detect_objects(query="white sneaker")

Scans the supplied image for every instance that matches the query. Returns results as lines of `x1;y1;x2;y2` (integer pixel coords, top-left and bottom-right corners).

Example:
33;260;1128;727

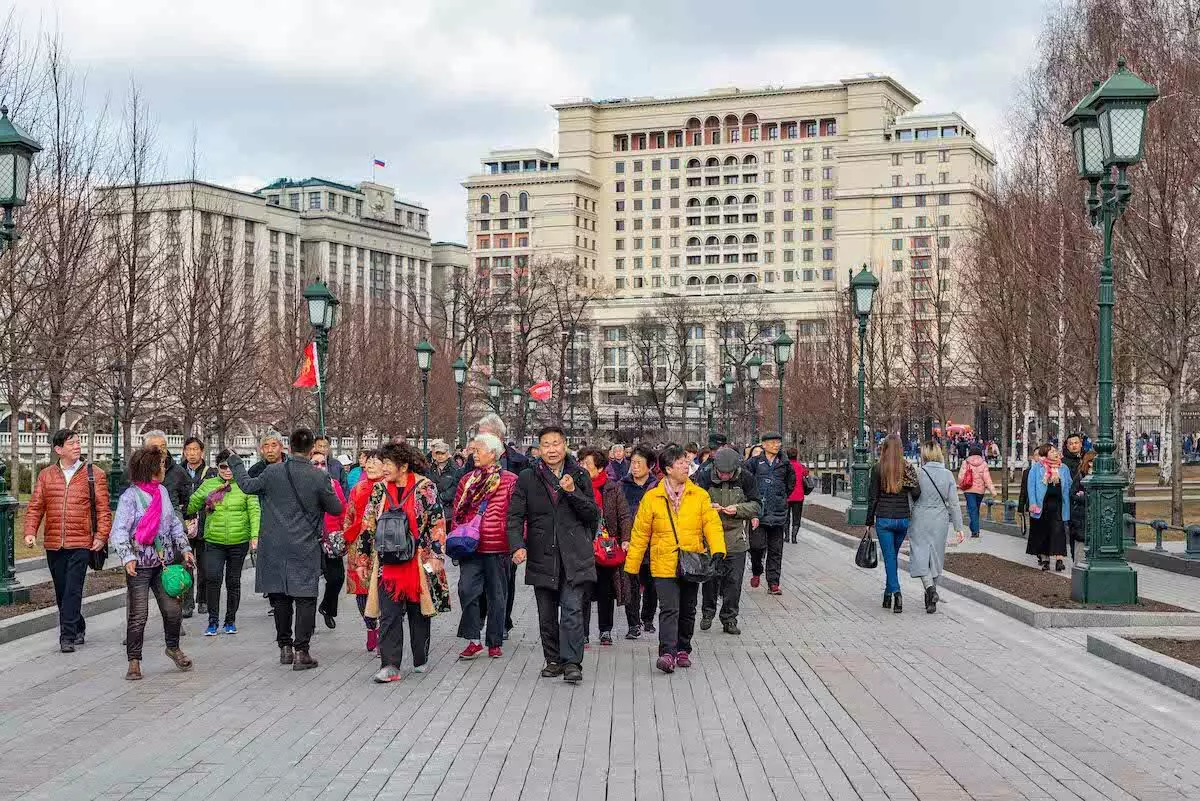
373;665;403;683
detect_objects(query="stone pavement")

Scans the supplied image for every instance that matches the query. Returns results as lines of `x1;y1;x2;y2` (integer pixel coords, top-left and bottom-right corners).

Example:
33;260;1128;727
3;530;1200;801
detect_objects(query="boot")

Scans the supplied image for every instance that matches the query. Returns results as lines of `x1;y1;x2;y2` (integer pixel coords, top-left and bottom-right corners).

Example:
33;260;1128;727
924;586;937;614
125;659;142;681
882;592;893;609
722;620;741;635
279;645;295;665
293;649;318;670
164;647;193;672
893;592;903;614
700;614;713;631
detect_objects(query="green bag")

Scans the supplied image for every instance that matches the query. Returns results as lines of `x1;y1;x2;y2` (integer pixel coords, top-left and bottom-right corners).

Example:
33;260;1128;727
160;564;193;599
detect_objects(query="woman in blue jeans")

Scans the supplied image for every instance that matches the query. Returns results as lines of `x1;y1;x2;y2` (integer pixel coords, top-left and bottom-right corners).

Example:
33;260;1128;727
865;435;921;613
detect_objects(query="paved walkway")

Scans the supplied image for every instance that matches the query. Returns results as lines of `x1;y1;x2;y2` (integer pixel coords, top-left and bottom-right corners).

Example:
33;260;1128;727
3;529;1200;801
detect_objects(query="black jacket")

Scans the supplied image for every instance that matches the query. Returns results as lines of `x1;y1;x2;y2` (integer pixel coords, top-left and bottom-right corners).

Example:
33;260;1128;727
160;454;192;518
456;445;529;490
428;461;459;507
744;452;796;526
506;458;600;590
249;453;287;478
181;462;218;537
865;463;921;526
1017;465;1033;514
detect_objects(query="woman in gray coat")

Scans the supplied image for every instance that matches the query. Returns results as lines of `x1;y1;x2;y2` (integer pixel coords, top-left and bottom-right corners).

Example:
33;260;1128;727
908;441;964;614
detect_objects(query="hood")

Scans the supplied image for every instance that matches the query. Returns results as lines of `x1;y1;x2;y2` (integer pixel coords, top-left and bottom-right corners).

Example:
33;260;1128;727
621;471;659;490
965;454;987;467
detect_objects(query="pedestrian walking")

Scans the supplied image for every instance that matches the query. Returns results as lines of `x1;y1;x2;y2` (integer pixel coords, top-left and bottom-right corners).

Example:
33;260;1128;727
187;450;259;636
343;450;384;651
626;444;726;674
606;443;630;482
956;445;995;538
226;429;343;670
23;429;112;653
695;447;759;635
1068;451;1094;562
745;432;795;595
909;441;963;614
452;433;519;661
577;446;633;647
785;446;810;544
620;444;660;639
428;440;459;507
311;450;348;630
1025;443;1072;572
866;434;921;613
143;431;195;614
111;446;196;680
179;436;216;617
506;426;600;685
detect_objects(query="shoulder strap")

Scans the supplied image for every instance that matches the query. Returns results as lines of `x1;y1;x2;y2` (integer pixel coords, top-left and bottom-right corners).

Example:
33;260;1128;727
922;465;950;510
86;464;97;536
284;462;318;526
662;496;681;547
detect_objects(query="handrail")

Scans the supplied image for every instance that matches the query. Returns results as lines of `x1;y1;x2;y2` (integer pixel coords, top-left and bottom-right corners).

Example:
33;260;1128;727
1123;513;1200;558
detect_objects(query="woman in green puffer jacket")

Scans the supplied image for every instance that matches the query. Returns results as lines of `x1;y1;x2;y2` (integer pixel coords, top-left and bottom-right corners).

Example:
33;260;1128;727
187;449;260;636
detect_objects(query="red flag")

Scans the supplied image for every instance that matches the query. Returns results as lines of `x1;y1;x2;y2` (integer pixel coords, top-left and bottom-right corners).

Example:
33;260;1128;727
294;341;320;388
528;380;552;402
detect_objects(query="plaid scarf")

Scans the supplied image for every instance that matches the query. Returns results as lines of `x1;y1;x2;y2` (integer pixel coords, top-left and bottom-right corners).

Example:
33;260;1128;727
1041;454;1063;485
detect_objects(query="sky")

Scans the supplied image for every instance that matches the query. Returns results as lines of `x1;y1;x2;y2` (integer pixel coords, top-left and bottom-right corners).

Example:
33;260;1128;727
13;0;1051;242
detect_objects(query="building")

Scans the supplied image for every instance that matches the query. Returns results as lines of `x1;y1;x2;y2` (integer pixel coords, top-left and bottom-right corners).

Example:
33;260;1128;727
463;76;997;436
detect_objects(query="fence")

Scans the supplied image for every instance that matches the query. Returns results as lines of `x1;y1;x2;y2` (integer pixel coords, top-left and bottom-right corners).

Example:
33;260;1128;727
1124;514;1200;559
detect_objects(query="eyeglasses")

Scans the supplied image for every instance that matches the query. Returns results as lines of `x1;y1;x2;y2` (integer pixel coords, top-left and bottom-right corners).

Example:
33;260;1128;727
217;463;230;470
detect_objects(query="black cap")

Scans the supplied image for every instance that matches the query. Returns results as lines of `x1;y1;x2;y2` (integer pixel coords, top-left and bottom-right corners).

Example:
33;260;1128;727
761;431;782;442
707;432;728;449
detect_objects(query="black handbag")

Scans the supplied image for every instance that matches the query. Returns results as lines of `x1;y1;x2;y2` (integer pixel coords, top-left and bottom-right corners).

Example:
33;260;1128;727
374;485;418;565
664;497;714;583
855;531;879;569
802;471;816;495
86;465;107;571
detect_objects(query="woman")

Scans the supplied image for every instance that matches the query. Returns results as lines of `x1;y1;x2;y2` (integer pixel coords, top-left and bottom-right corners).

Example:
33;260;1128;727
311;449;348;629
346;449;368;491
626;444;726;674
1069;451;1095;562
621;444;660;639
909;441;964;614
452;433;518;661
111;446;196;680
187;449;260;636
785;446;810;544
366;443;447;683
956;445;996;538
1026;443;1073;572
578;446;633;646
866;434;921;613
343;450;384;651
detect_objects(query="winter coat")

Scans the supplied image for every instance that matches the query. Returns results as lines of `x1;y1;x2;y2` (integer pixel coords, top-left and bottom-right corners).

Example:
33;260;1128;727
1027;462;1072;522
908;462;963;580
451;469;519;554
505;458;601;589
159;455;192;518
787;460;810;502
227;453;343;596
957;455;996;496
325;480;347;533
181;463;217;538
248;453;287;478
186;479;261;546
619;472;659;517
694;466;760;553
744;453;796;526
110;484;192;569
428;461;460;507
458;445;529;484
1017;465;1033;514
625;480;727;579
599;480;633;543
865;463;921;525
24;462;112;550
606;458;630;483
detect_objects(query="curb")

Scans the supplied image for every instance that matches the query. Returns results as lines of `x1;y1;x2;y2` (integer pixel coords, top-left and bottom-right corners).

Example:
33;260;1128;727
0;588;127;646
15;556;46;574
1087;632;1200;701
801;518;1200;629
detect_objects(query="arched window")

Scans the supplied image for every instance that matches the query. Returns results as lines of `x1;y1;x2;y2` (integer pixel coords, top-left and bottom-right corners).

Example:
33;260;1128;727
686;276;701;286
705;275;720;285
704;116;721;129
724;155;738;166
687;236;701;246
705;197;720;206
743;234;758;244
687;158;701;168
725;274;740;284
686;117;702;130
744;273;758;283
499;193;509;213
705;157;720;168
743;154;758;165
687;197;701;207
518;192;529;211
742;112;759;126
480;194;491;214
705;236;719;246
724;235;738;245
724;113;740;128
724;195;738;206
743;194;757;204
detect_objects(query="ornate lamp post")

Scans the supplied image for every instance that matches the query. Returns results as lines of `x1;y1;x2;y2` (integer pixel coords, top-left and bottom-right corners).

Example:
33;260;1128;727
511;387;525;442
107;361;127;511
1063;58;1157;604
0;105;43;256
723;372;734;441
745;353;762;444
487;377;502;414
452;357;468;449
415;339;434;451
302;280;339;433
705;384;717;444
847;265;879;526
772;330;794;441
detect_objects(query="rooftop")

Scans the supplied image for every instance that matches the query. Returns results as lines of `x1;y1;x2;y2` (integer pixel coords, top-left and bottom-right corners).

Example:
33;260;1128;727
256;176;362;195
553;75;920;111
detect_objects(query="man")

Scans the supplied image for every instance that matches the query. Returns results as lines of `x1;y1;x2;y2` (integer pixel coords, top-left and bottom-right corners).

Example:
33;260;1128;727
508;426;599;684
685;443;701;476
605;444;629;482
745;432;795;596
23;430;112;652
427;439;459;506
180;436;217;615
143;430;197;616
227;428;342;670
313;435;343;486
695;447;760;634
249;431;287;477
619;444;659;639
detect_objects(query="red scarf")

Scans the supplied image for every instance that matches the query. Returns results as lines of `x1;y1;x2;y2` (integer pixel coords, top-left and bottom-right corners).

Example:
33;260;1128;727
379;472;422;603
591;470;607;507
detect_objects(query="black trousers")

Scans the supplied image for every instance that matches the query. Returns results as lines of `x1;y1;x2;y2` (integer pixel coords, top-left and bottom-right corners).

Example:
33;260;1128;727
624;560;658;629
534;581;589;668
125;565;182;661
183;537;206;611
457;553;508;648
701;551;747;624
480;561;518;631
319;554;345;618
583;566;619;634
269;594;317;651
202;542;249;626
378;592;430;669
654;577;699;656
46;548;90;643
787;500;805;539
749;524;786;585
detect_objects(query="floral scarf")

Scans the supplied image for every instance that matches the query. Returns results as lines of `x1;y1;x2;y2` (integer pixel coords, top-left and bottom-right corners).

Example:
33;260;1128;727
203;481;233;515
453;464;501;524
1041;454;1063;485
663;477;686;514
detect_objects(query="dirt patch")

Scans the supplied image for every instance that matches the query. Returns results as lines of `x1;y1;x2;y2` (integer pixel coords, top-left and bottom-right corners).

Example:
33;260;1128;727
0;568;127;620
1126;637;1200;669
805;503;868;538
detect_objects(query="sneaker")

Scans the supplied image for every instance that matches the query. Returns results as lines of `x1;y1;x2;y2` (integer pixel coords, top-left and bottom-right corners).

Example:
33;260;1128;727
700;615;713;631
750;575;761;589
625;626;641;640
59;642;76;654
656;653;676;674
458;642;484;660
204;624;219;637
414;664;427;673
366;629;379;652
642;621;656;634
722;620;741;635
223;623;238;635
563;663;583;684
768;584;782;596
488;646;503;659
675;652;692;668
924;586;937;614
373;665;403;683
540;662;564;678
598;631;613;646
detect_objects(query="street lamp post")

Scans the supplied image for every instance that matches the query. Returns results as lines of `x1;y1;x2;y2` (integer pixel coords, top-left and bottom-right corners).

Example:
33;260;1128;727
704;384;716;444
107;361;127;511
1063;58;1157;605
772;330;794;441
0;105;43;256
302;281;339;433
723;372;734;442
487;377;502;414
415;340;434;451
746;354;762;444
511;387;524;443
452;357;467;450
847;265;879;526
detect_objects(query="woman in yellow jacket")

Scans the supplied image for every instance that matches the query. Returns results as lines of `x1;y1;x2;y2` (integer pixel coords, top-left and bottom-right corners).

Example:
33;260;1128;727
626;444;726;673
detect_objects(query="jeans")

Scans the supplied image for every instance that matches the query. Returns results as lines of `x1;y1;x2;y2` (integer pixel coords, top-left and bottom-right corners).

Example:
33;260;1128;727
457;553;509;648
378;592;430;669
183;536;205;612
787;501;805;540
478;561;518;632
319;554;345;618
624;561;658;629
269;594;317;651
584;565;619;635
701;551;746;624
654;577;699;656
125;564;182;661
749;524;786;585
965;493;983;536
46;548;89;644
875;517;910;594
534;581;589;668
354;594;378;630
202;542;249;626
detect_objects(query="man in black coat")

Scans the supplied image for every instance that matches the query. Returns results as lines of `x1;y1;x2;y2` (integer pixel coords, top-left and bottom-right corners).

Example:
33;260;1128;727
507;425;599;685
180;436;217;616
249;432;288;477
744;432;796;596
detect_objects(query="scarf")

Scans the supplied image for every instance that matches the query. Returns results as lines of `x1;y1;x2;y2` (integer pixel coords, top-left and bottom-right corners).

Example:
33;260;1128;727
1042;454;1063;485
454;464;501;524
535;459;566;504
378;473;423;603
204;481;233;515
591;470;607;507
663;477;686;514
134;483;162;546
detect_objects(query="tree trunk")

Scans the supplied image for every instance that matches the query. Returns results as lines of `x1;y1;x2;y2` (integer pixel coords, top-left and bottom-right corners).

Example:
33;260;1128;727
1000;395;1012;501
1170;387;1183;527
1158;402;1170;486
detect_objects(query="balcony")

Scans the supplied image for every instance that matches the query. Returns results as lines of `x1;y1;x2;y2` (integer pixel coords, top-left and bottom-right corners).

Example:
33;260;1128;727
741;202;758;213
742;241;759;251
721;163;741;173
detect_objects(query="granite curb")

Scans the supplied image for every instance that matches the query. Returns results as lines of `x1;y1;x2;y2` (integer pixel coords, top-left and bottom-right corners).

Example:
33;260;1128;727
1087;631;1200;701
0;587;127;646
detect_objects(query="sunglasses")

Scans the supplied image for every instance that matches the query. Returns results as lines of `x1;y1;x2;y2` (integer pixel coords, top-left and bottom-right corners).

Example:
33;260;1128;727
218;463;230;470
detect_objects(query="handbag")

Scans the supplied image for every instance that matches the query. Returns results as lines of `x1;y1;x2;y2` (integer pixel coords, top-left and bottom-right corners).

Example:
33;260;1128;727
593;523;626;568
802;470;815;495
446;499;487;559
664;497;713;583
957;464;974;491
374;485;418;565
86;465;108;571
855;532;879;569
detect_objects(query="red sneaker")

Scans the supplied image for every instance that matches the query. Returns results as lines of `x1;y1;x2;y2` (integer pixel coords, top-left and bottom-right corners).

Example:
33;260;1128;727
768;584;782;596
366;629;378;652
675;651;692;668
488;646;502;659
750;575;760;589
458;642;484;660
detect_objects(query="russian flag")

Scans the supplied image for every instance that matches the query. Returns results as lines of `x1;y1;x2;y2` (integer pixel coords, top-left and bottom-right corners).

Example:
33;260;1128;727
373;158;386;168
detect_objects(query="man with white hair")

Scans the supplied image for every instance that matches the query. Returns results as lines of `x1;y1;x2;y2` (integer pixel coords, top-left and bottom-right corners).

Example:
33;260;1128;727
250;431;288;477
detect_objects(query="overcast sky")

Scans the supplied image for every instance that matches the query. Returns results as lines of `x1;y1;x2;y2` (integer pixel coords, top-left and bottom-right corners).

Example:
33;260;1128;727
14;0;1050;242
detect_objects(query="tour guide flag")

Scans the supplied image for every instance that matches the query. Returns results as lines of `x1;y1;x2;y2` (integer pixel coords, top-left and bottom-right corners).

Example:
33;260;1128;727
528;380;552;402
294;341;321;389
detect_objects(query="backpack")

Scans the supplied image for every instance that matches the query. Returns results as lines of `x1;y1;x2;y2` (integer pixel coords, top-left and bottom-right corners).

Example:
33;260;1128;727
445;499;487;559
375;486;418;565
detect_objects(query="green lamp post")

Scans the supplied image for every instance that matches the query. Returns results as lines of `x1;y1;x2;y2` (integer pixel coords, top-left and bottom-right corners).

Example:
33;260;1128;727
1063;58;1157;605
415;339;435;452
745;353;763;444
511;386;525;441
772;329;794;440
847;264;879;526
302;280;339;434
487;377;503;414
723;371;735;441
452;357;468;449
107;361;127;512
0;105;43;256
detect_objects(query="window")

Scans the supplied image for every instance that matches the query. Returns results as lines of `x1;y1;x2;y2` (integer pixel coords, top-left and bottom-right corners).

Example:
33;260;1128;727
939;172;950;184
615;238;625;250
939;193;951;205
784;269;794;282
670;158;680;169
355;199;363;216
633;199;643;212
939;214;950;227
615;277;626;290
616;200;625;212
652;159;661;171
783;209;794;222
267;194;280;206
802;228;813;242
634;238;644;249
288;193;300;209
892;195;903;208
892;216;903;229
823;146;833;159
939;236;951;248
615;258;625;270
801;169;811;182
616;181;625;192
822;167;833;180
327;192;336;209
892;238;903;251
652;275;662;288
615;220;625;231
783;230;794;243
891;154;902;167
938;150;949;163
633;180;644;192
805;122;817;137
651;236;661;248
783;249;794;262
480;219;491;231
616;161;626;174
802;249;813;262
764;231;775;243
822;207;833;221
892;259;903;272
633;160;643;172
764;151;774;164
670;177;680;189
783;169;794;182
763;211;774;223
803;148;813;161
915;174;926;185
892;175;903;187
652;255;661;267
803;269;814;282
633;257;643;269
783;190;794;203
822;268;834;280
652;178;662;191
763;170;774;182
939;257;951;272
671;255;680;268
915;195;927;207
765;251;775;263
915;216;927;228
651;217;662;229
783;149;794;163
915;152;925;164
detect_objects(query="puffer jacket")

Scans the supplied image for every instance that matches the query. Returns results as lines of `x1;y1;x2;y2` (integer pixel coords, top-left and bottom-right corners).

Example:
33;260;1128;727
957;455;996;496
599;479;633;543
695;466;760;553
626;480;727;579
506;458;600;589
745;452;796;526
452;469;519;554
186;478;261;545
24;463;113;550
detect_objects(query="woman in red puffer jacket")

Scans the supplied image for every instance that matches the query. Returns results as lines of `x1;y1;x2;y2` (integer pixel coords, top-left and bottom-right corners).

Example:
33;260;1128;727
786;447;810;544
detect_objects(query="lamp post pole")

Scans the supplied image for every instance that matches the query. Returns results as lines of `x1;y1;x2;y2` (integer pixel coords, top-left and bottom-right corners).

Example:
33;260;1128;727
746;354;762;444
846;265;879;526
314;326;329;434
108;362;127;511
453;357;467;450
772;331;793;441
415;340;434;453
723;374;734;442
302;281;339;435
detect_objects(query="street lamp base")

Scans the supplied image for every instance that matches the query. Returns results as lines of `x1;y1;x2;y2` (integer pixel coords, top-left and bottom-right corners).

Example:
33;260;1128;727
0;584;31;605
847;459;871;526
1070;559;1138;605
